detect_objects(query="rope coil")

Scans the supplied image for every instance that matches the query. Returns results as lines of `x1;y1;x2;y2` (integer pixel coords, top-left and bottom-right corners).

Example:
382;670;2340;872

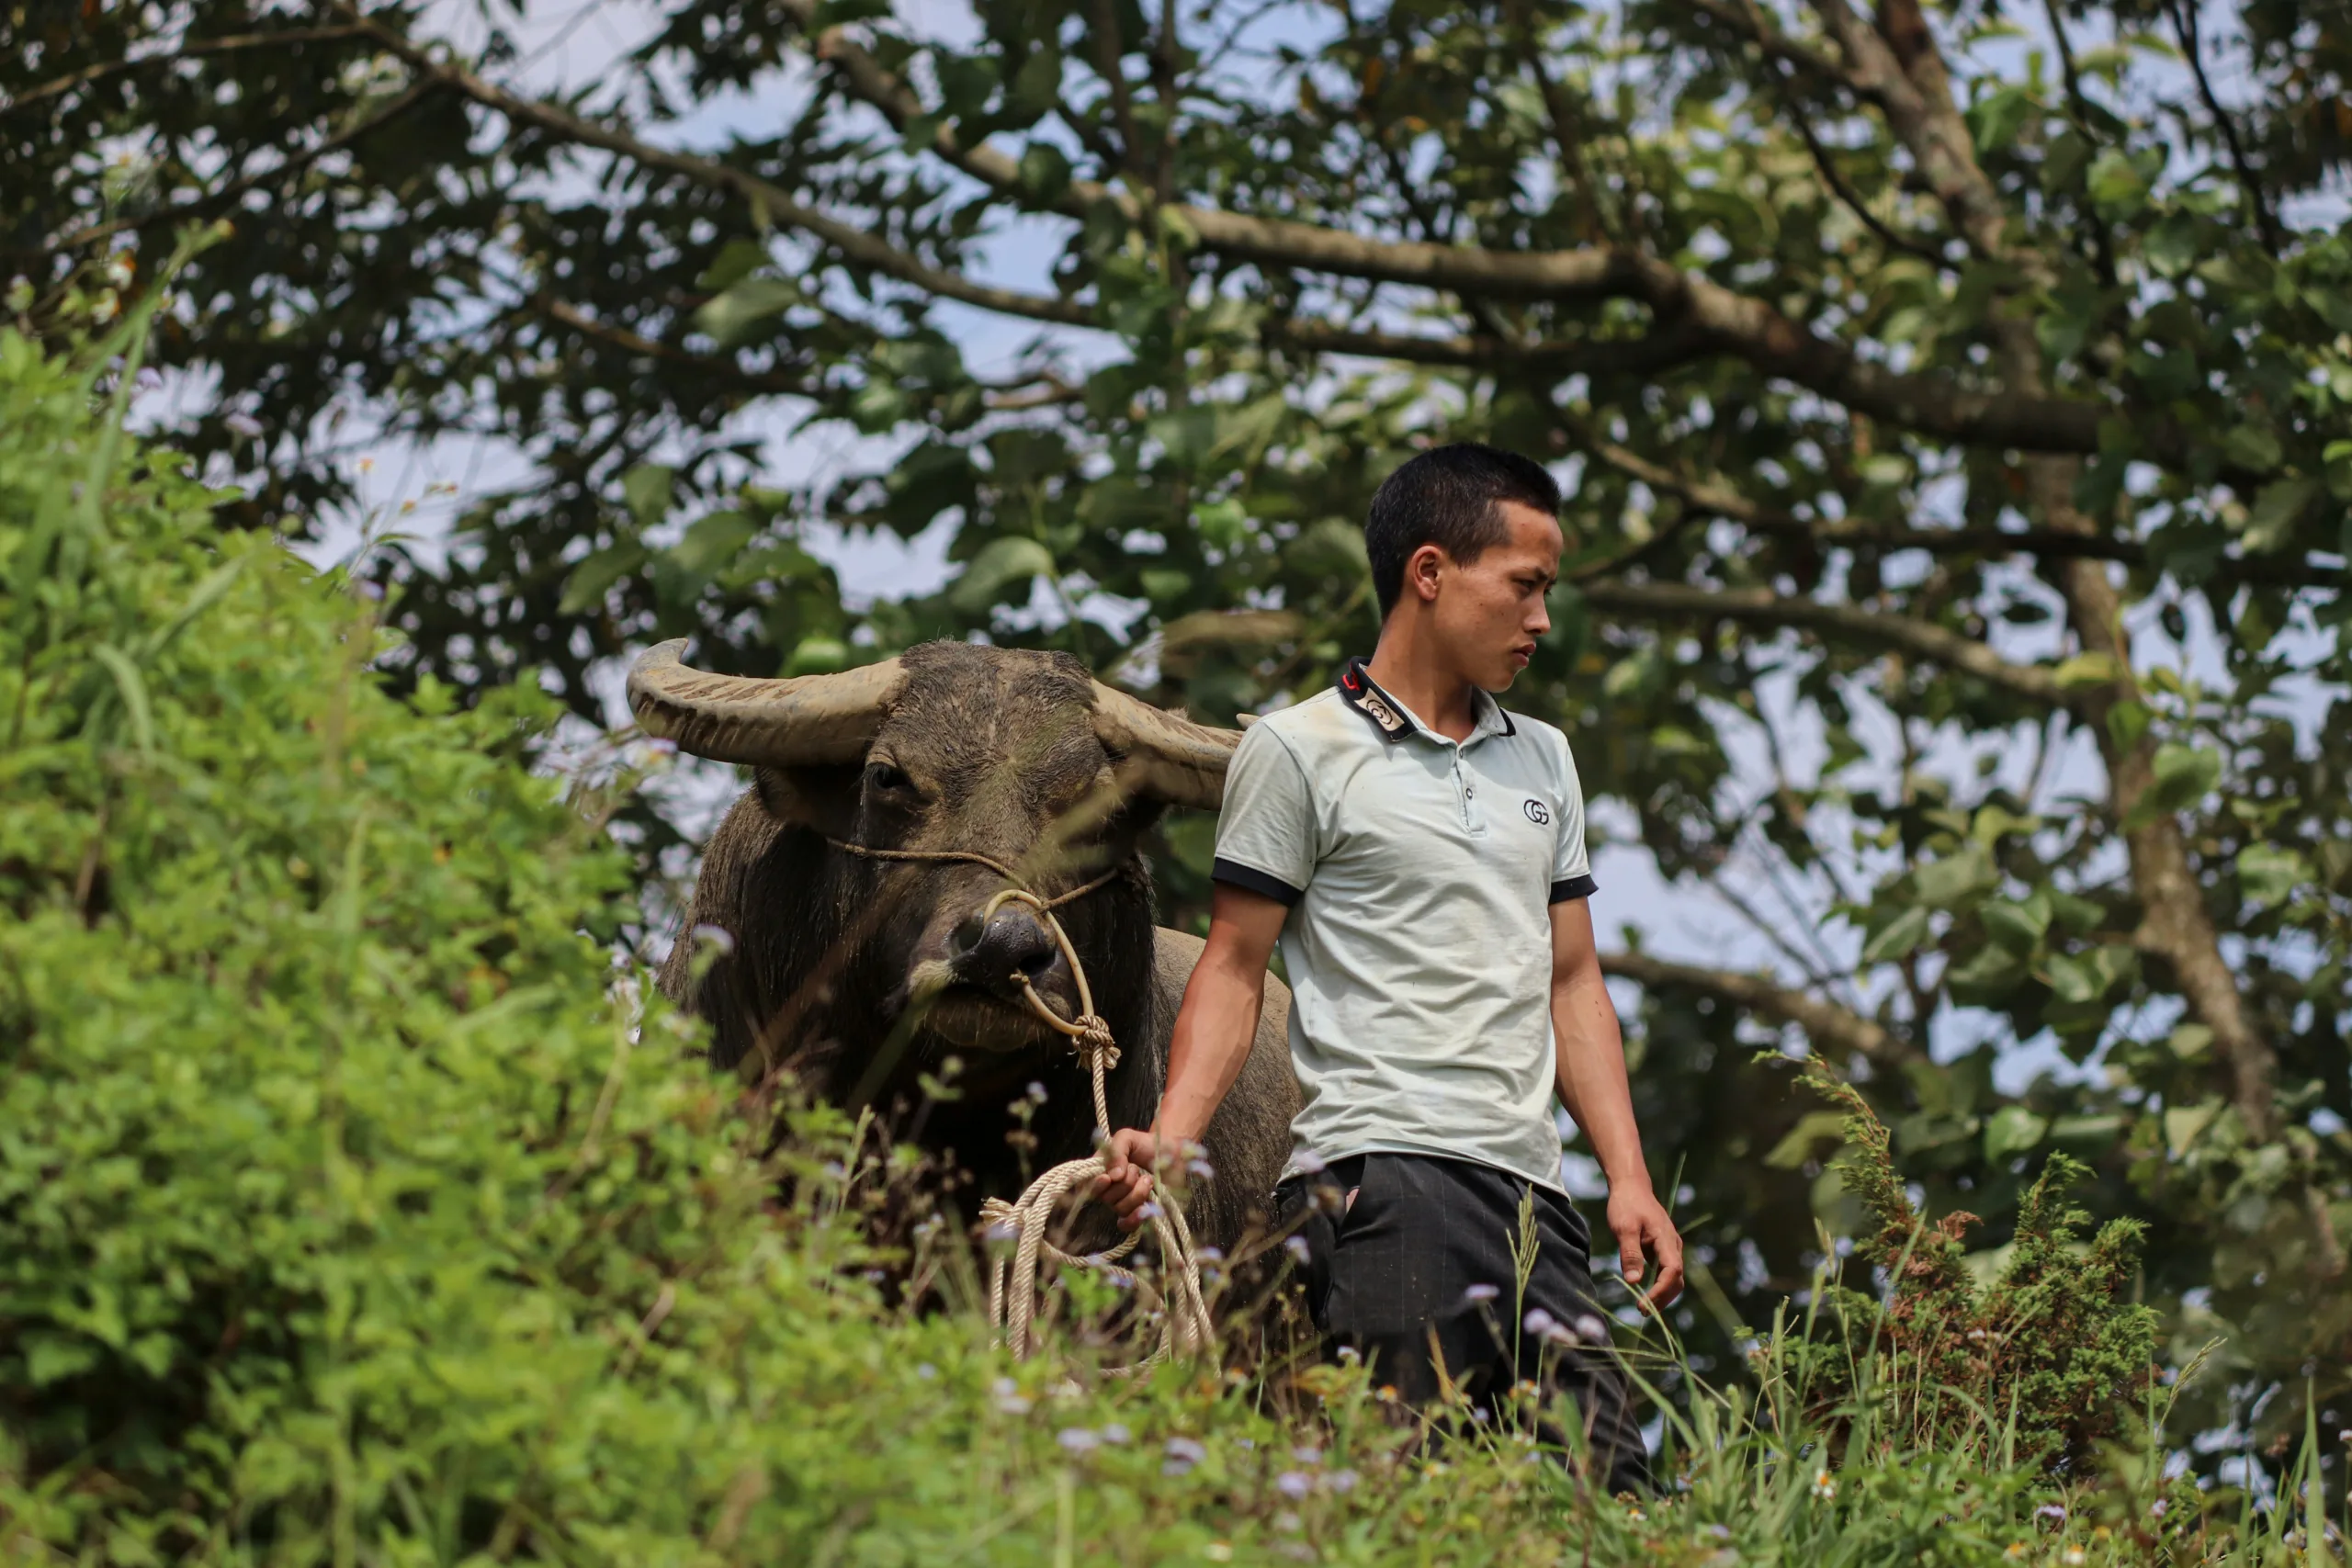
829;840;1214;1366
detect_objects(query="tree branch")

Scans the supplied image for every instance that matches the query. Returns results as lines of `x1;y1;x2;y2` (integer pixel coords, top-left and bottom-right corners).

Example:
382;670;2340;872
0;23;374;118
1600;950;1917;1070
537;298;811;394
2165;0;2282;254
1579;577;2070;709
1682;0;1883;107
349;17;1102;334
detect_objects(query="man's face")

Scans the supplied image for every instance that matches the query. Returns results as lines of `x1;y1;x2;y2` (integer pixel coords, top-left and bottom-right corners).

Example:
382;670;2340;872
1430;500;1563;691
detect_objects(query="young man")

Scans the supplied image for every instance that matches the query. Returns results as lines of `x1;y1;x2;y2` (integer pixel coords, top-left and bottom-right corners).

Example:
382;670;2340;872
1098;443;1681;1495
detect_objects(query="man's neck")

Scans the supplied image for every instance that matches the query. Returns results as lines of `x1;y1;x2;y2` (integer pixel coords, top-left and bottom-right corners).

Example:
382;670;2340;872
1364;618;1479;742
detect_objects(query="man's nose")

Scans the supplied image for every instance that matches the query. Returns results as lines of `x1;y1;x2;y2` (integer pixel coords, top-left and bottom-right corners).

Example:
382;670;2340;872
948;903;1059;987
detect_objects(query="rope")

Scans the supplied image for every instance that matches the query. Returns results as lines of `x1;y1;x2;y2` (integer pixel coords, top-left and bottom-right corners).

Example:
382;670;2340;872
829;839;1215;1367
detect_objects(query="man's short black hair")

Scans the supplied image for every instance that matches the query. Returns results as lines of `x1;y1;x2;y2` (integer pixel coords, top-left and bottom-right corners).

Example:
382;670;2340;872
1363;442;1562;616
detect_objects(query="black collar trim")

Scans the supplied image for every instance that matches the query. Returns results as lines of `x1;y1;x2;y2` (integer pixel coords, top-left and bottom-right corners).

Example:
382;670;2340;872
1337;658;1416;742
1335;658;1517;741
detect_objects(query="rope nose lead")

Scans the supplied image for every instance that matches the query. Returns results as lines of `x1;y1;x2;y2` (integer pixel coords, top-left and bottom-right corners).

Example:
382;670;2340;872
827;838;1212;1368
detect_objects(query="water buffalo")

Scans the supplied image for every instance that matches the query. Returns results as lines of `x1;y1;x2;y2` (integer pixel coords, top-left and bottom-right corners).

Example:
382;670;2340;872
629;637;1300;1248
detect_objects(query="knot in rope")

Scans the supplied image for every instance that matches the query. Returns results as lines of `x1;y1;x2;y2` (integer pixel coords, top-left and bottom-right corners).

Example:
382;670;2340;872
1071;1016;1120;1074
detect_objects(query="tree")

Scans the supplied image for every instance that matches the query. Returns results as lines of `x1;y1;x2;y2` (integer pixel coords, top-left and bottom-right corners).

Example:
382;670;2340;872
6;0;2347;1455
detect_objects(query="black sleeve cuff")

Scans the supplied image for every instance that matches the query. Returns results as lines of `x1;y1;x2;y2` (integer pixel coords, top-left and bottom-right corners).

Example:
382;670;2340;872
1213;857;1305;907
1548;874;1598;904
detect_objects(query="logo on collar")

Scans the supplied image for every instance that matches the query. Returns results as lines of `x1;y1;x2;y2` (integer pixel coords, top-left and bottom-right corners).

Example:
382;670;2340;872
1337;659;1415;742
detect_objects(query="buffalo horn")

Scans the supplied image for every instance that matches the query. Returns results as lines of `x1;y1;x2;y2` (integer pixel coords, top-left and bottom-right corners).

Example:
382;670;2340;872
627;639;904;765
1090;682;1243;810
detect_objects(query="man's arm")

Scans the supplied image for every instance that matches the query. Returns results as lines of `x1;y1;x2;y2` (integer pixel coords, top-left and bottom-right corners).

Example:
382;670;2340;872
1095;884;1290;1227
1551;897;1685;1306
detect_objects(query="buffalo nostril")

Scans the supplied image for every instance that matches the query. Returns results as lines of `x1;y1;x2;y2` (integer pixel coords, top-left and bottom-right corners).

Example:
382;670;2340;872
950;906;1059;987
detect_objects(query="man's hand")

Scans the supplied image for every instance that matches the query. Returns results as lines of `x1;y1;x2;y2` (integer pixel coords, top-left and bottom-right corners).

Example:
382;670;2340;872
1095;1128;1162;1230
1606;1182;1685;1308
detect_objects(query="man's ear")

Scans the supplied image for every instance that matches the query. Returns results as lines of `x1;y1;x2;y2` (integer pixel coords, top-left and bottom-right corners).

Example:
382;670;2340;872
752;763;860;839
1406;542;1448;604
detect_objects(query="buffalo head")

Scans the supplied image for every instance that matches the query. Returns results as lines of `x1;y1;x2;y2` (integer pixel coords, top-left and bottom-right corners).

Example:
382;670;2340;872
632;638;1238;1108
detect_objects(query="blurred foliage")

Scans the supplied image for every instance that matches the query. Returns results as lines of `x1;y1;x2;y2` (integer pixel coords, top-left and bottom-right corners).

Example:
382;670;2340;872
4;0;2348;1469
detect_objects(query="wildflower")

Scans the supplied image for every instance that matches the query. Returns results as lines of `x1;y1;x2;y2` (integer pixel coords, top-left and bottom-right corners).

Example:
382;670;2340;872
1274;1513;1304;1537
1275;1472;1312;1500
1966;1328;1987;1342
1705;1524;1732;1540
819;1161;846;1180
1236;1438;1255;1449
1284;1235;1312;1263
1102;1424;1129;1444
1575;1314;1609;1342
1026;1081;1047;1102
1463;1282;1500;1303
2149;1499;2169;1519
2036;1504;2067;1524
995;1393;1032;1416
1625;1504;1647;1522
1336;1345;1361;1363
1058;1427;1101;1454
1205;1546;1232;1562
1166;1437;1206;1463
640;737;678;757
690;923;736;956
1188;1157;1216;1179
1162;1458;1193;1477
985;1221;1017;1243
1376;1384;1399;1403
2062;1550;2086;1566
1510;1379;1540;1401
1135;1201;1163;1221
1292;1446;1321;1465
223;412;265;439
1811;1470;1838;1502
2005;1544;2029;1559
915;1362;937;1380
1523;1307;1558;1337
1327;1469;1359;1494
1196;1246;1227;1264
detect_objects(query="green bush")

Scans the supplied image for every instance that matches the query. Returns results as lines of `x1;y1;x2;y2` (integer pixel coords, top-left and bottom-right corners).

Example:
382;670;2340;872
1;324;2340;1566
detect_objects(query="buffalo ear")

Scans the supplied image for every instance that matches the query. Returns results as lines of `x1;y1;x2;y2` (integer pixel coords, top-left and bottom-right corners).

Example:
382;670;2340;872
752;763;860;839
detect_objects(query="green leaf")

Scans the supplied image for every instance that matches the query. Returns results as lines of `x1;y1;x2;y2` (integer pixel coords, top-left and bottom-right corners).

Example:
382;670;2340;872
1861;905;1932;965
666;511;759;577
1965;85;2036;152
1979;897;2050;954
949;536;1056;614
558;543;646;615
1916;842;1997;910
810;0;890;27
2051;651;2122;691
2237;842;2307;908
2164;1100;2222;1156
2086;148;2152;216
696;238;770;293
2220;423;2284;474
784;637;851;676
621;464;675;528
89;643;155;755
694;277;800;349
1983;1106;2049;1161
1017;141;1072;204
2146;741;2222;812
2241;475;2318;553
1946;942;2028;1005
1765;1109;1850;1169
2143;212;2199;278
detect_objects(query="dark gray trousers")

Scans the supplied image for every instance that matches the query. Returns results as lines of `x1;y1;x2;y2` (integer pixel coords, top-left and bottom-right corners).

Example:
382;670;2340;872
1274;1151;1652;1497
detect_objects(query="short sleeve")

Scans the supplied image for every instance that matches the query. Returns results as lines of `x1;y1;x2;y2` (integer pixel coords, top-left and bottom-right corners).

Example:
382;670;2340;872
1548;733;1595;904
1212;724;1316;906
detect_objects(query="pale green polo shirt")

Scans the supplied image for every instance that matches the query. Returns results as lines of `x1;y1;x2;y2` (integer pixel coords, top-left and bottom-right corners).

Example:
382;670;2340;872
1212;659;1596;1194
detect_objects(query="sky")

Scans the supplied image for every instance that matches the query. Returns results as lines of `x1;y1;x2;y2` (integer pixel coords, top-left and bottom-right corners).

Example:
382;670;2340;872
178;0;2343;1112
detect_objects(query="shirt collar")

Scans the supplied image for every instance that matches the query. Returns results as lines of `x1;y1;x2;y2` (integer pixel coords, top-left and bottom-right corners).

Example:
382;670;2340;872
1335;658;1516;745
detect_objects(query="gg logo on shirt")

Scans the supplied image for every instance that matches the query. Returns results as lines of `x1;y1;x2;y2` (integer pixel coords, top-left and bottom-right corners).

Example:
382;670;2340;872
1522;798;1551;825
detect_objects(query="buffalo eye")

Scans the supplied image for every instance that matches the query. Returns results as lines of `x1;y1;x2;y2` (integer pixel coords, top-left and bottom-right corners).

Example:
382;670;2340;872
864;760;918;799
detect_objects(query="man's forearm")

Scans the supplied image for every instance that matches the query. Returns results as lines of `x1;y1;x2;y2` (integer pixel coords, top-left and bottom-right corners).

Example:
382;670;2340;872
1155;953;1267;1146
1553;970;1653;1192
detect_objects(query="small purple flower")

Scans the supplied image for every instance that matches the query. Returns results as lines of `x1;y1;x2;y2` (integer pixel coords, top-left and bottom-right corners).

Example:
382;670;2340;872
1026;1081;1047;1102
1188;1157;1216;1179
985;1221;1017;1242
1057;1427;1101;1454
1284;1235;1311;1263
1275;1471;1313;1500
1162;1458;1193;1477
641;737;678;757
820;1161;846;1179
915;1362;937;1380
1327;1469;1359;1494
1524;1308;1558;1337
1165;1437;1207;1463
223;412;264;439
1101;1424;1129;1445
1136;1201;1164;1221
691;923;736;955
134;367;161;391
2036;1503;2067;1523
1464;1283;1500;1303
2150;1499;2169;1519
1196;1246;1227;1264
1575;1314;1609;1342
1291;1446;1320;1465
